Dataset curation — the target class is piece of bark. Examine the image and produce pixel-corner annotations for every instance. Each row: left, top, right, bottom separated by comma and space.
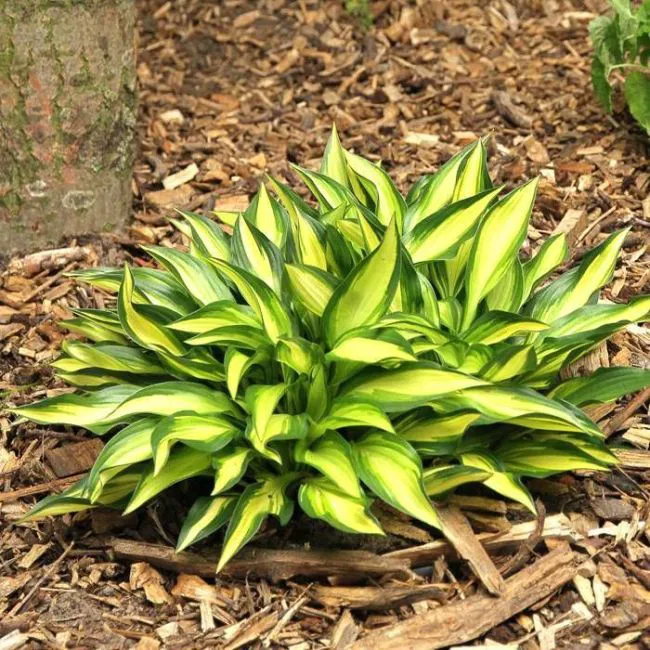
311, 583, 449, 610
590, 498, 636, 522
384, 514, 579, 568
221, 608, 279, 650
7, 246, 92, 277
437, 505, 504, 595
45, 439, 103, 478
351, 545, 577, 650
331, 610, 360, 650
615, 449, 650, 469
491, 90, 533, 128
111, 539, 411, 582
603, 388, 650, 437
552, 208, 589, 248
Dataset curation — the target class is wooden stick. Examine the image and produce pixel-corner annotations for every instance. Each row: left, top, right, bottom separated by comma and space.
311, 583, 450, 611
0, 474, 85, 503
437, 505, 504, 595
110, 539, 411, 582
383, 514, 579, 568
351, 545, 577, 650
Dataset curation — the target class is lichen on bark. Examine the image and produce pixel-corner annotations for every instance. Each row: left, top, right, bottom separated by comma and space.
0, 0, 136, 255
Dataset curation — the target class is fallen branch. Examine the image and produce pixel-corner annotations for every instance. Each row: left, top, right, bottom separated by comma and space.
311, 583, 450, 610
351, 545, 577, 650
110, 539, 411, 582
383, 514, 579, 568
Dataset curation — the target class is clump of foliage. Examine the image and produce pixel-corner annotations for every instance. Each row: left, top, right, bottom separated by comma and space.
590, 0, 650, 133
343, 0, 373, 29
14, 128, 650, 570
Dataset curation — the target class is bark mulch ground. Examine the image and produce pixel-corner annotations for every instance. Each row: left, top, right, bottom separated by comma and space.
1, 0, 650, 648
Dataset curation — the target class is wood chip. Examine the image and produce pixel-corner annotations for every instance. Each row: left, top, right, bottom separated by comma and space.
45, 439, 104, 478
130, 563, 173, 605
145, 185, 194, 210
437, 505, 505, 595
162, 163, 199, 190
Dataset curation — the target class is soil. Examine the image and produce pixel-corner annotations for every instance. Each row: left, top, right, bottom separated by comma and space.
1, 0, 649, 648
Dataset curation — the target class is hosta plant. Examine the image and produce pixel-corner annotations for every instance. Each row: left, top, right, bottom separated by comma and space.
13, 128, 650, 570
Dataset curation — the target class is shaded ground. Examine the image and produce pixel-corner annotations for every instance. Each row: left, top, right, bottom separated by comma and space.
1, 0, 650, 648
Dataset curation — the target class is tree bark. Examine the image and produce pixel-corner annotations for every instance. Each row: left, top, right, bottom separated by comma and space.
0, 0, 136, 256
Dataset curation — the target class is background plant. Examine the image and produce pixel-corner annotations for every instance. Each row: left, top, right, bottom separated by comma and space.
590, 0, 650, 133
13, 128, 650, 570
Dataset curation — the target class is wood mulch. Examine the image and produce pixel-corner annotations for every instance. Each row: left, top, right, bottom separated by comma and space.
1, 0, 649, 648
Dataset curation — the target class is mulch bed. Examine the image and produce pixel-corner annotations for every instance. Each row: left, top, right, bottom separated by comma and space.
1, 0, 650, 648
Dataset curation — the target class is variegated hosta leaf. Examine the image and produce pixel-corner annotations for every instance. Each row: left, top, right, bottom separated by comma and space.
218, 474, 297, 571
58, 341, 165, 375
61, 315, 129, 344
118, 265, 186, 356
209, 259, 294, 342
396, 411, 480, 456
404, 187, 501, 264
86, 417, 158, 501
344, 151, 407, 228
496, 439, 614, 477
522, 233, 568, 300
322, 218, 401, 346
107, 382, 238, 425
462, 311, 549, 345
12, 384, 139, 432
285, 264, 339, 317
176, 495, 237, 552
275, 338, 321, 376
295, 431, 361, 497
231, 216, 284, 293
168, 301, 261, 334
298, 477, 383, 535
540, 295, 650, 341
20, 472, 141, 522
352, 431, 440, 528
404, 141, 476, 230
69, 267, 197, 315
151, 413, 239, 475
435, 385, 601, 437
341, 363, 487, 412
142, 245, 233, 306
423, 465, 491, 497
244, 183, 290, 249
548, 367, 650, 406
176, 210, 231, 261
211, 446, 254, 495
319, 397, 395, 433
327, 328, 417, 364
461, 452, 536, 512
124, 447, 213, 513
479, 345, 538, 382
462, 179, 538, 330
526, 229, 629, 324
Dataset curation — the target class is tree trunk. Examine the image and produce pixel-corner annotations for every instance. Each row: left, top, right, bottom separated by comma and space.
0, 0, 136, 256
